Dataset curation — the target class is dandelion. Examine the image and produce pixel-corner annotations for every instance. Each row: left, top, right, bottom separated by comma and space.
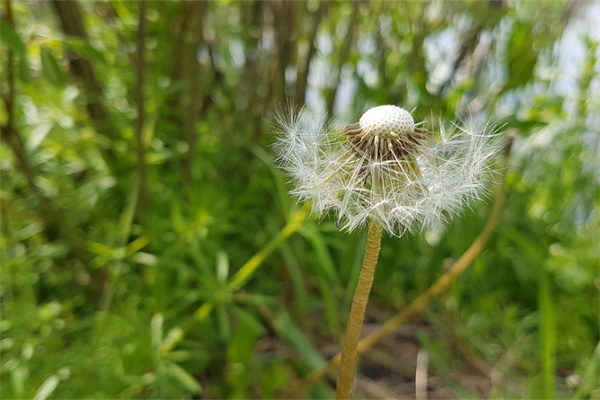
275, 105, 500, 236
273, 104, 502, 399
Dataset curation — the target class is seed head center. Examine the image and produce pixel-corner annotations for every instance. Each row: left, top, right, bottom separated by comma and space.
359, 105, 415, 139
343, 105, 425, 161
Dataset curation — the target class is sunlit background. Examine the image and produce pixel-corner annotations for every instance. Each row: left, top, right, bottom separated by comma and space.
1, 1, 598, 399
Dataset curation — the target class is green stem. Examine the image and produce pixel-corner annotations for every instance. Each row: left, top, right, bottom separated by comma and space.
194, 201, 311, 320
227, 202, 310, 292
336, 222, 383, 399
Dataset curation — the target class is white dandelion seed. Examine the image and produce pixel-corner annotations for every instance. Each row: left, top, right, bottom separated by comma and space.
274, 105, 502, 236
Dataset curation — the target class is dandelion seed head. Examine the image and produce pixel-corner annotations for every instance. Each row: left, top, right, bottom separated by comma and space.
359, 105, 415, 138
273, 105, 502, 237
345, 105, 427, 162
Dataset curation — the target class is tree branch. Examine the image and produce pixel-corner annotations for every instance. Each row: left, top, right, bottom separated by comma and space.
326, 2, 360, 116
50, 0, 115, 139
295, 1, 329, 105
134, 1, 148, 217
1, 1, 37, 190
182, 3, 206, 188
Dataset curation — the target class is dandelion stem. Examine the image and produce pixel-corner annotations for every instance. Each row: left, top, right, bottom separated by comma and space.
336, 222, 383, 399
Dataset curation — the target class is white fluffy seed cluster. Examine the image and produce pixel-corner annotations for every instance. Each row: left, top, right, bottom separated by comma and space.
359, 105, 415, 138
274, 105, 502, 236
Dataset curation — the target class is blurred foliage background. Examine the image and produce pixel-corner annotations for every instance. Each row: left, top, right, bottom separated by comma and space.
1, 0, 599, 399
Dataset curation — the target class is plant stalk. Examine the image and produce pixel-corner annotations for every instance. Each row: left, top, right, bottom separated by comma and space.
336, 222, 383, 399
194, 201, 311, 321
135, 1, 148, 217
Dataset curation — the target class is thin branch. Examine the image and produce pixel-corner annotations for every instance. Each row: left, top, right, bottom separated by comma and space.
1, 0, 36, 190
272, 1, 297, 103
326, 2, 360, 116
235, 1, 266, 142
439, 28, 482, 94
134, 1, 148, 217
182, 3, 206, 188
256, 0, 297, 134
236, 0, 263, 103
50, 0, 115, 139
295, 1, 329, 105
1, 0, 22, 240
296, 137, 514, 395
3, 0, 15, 125
405, 1, 436, 114
169, 2, 196, 84
161, 1, 207, 142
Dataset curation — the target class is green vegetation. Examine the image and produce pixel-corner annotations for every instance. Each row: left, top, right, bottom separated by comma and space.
1, 1, 598, 399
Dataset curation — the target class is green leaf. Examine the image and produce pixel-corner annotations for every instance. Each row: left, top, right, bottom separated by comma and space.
63, 36, 106, 64
574, 342, 600, 399
85, 241, 114, 257
227, 307, 265, 364
130, 252, 158, 265
299, 224, 341, 331
277, 240, 309, 320
0, 22, 26, 54
164, 350, 190, 363
118, 175, 138, 246
33, 375, 60, 400
234, 307, 265, 337
18, 52, 31, 82
502, 21, 538, 93
233, 292, 277, 306
216, 303, 231, 341
160, 327, 184, 354
124, 235, 149, 256
27, 123, 53, 151
151, 313, 164, 350
300, 225, 340, 285
272, 310, 326, 369
15, 222, 43, 241
40, 46, 66, 87
111, 0, 135, 24
165, 362, 202, 394
216, 251, 229, 282
10, 366, 27, 399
